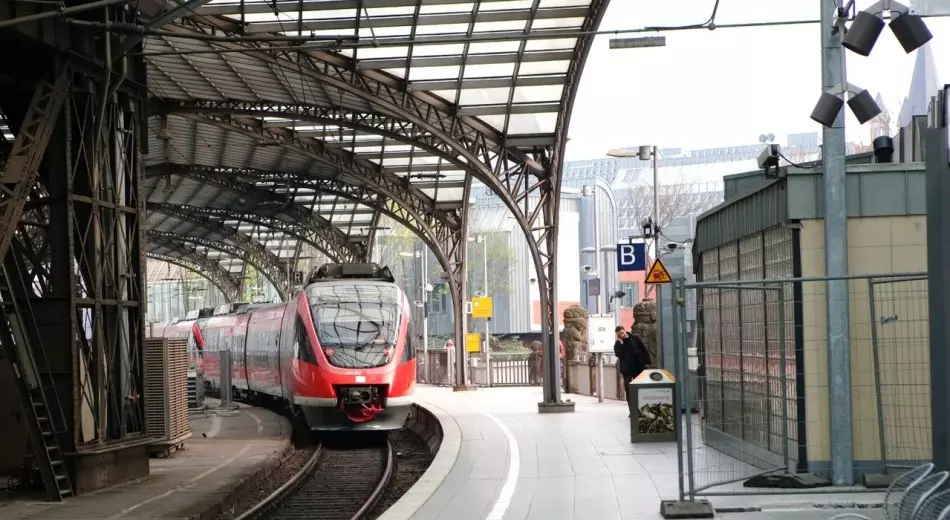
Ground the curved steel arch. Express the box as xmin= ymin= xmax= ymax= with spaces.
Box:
xmin=145 ymin=164 xmax=465 ymax=330
xmin=147 ymin=202 xmax=359 ymax=265
xmin=156 ymin=100 xmax=492 ymax=188
xmin=146 ymin=249 xmax=241 ymax=301
xmin=148 ymin=230 xmax=289 ymax=300
xmin=148 ymin=202 xmax=290 ymax=281
xmin=166 ymin=111 xmax=440 ymax=218
xmin=149 ymin=161 xmax=363 ymax=259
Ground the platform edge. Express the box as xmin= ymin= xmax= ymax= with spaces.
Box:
xmin=186 ymin=413 xmax=294 ymax=520
xmin=376 ymin=399 xmax=461 ymax=520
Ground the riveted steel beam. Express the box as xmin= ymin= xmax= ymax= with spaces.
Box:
xmin=158 ymin=112 xmax=455 ymax=241
xmin=147 ymin=230 xmax=288 ymax=300
xmin=147 ymin=162 xmax=362 ymax=259
xmin=0 ymin=69 xmax=70 ymax=262
xmin=147 ymin=202 xmax=360 ymax=264
xmin=147 ymin=202 xmax=292 ymax=290
xmin=145 ymin=250 xmax=240 ymax=301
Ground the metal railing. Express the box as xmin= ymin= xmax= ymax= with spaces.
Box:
xmin=668 ymin=273 xmax=932 ymax=502
xmin=417 ymin=350 xmax=544 ymax=387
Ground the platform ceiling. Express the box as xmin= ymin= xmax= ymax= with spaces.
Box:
xmin=144 ymin=0 xmax=608 ymax=289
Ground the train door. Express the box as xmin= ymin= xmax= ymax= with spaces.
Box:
xmin=277 ymin=294 xmax=300 ymax=402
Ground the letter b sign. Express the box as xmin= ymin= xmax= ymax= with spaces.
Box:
xmin=617 ymin=243 xmax=647 ymax=272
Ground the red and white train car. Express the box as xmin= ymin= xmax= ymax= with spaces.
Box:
xmin=159 ymin=263 xmax=416 ymax=431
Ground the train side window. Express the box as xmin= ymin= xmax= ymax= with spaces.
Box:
xmin=295 ymin=317 xmax=317 ymax=364
xmin=404 ymin=316 xmax=416 ymax=361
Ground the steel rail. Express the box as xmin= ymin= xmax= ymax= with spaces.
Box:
xmin=233 ymin=445 xmax=323 ymax=520
xmin=235 ymin=439 xmax=394 ymax=520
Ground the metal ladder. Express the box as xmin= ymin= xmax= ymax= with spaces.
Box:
xmin=0 ymin=71 xmax=72 ymax=501
xmin=0 ymin=263 xmax=72 ymax=500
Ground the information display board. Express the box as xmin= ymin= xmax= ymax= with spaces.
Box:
xmin=465 ymin=332 xmax=481 ymax=353
xmin=587 ymin=314 xmax=617 ymax=354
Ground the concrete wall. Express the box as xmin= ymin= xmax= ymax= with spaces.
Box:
xmin=799 ymin=215 xmax=930 ymax=472
xmin=0 ymin=357 xmax=27 ymax=473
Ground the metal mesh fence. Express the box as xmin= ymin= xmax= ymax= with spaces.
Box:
xmin=672 ymin=272 xmax=932 ymax=499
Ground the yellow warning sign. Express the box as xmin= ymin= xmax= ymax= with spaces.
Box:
xmin=644 ymin=258 xmax=672 ymax=285
xmin=465 ymin=332 xmax=482 ymax=353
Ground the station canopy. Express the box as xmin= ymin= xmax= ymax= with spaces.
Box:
xmin=143 ymin=0 xmax=605 ymax=291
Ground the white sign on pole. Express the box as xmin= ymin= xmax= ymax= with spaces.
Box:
xmin=588 ymin=314 xmax=616 ymax=354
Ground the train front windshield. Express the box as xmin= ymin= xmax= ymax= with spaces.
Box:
xmin=308 ymin=284 xmax=402 ymax=369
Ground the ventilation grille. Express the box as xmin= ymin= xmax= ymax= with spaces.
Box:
xmin=144 ymin=338 xmax=190 ymax=441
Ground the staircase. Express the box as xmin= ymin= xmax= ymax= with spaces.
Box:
xmin=0 ymin=264 xmax=72 ymax=501
xmin=0 ymin=70 xmax=72 ymax=501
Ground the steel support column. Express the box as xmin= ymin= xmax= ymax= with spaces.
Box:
xmin=0 ymin=13 xmax=152 ymax=492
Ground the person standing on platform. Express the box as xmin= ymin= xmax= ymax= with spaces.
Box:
xmin=614 ymin=326 xmax=649 ymax=411
xmin=444 ymin=339 xmax=456 ymax=387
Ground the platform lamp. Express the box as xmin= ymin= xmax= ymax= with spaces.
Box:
xmin=841 ymin=0 xmax=932 ymax=56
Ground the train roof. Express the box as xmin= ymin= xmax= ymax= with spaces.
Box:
xmin=307 ymin=263 xmax=395 ymax=284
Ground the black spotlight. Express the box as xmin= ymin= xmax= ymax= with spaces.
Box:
xmin=872 ymin=135 xmax=895 ymax=163
xmin=842 ymin=11 xmax=885 ymax=56
xmin=847 ymin=89 xmax=882 ymax=124
xmin=889 ymin=12 xmax=933 ymax=53
xmin=811 ymin=92 xmax=845 ymax=127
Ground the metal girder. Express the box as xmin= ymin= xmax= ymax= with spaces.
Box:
xmin=147 ymin=202 xmax=295 ymax=287
xmin=147 ymin=229 xmax=288 ymax=299
xmin=148 ymin=161 xmax=361 ymax=258
xmin=147 ymin=201 xmax=359 ymax=264
xmin=146 ymin=164 xmax=456 ymax=270
xmin=156 ymin=100 xmax=479 ymax=198
xmin=0 ymin=69 xmax=69 ymax=262
xmin=157 ymin=111 xmax=456 ymax=239
xmin=532 ymin=0 xmax=611 ymax=406
xmin=145 ymin=249 xmax=241 ymax=301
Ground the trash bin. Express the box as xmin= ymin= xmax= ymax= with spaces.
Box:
xmin=629 ymin=369 xmax=677 ymax=443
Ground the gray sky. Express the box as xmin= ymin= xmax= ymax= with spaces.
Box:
xmin=564 ymin=0 xmax=950 ymax=160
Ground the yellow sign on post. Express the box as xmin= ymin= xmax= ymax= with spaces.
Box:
xmin=465 ymin=332 xmax=482 ymax=353
xmin=471 ymin=296 xmax=493 ymax=319
xmin=644 ymin=258 xmax=672 ymax=285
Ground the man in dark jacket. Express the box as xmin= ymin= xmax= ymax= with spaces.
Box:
xmin=614 ymin=326 xmax=650 ymax=408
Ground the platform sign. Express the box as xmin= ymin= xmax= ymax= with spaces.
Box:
xmin=465 ymin=332 xmax=481 ymax=353
xmin=644 ymin=258 xmax=672 ymax=285
xmin=471 ymin=296 xmax=493 ymax=319
xmin=587 ymin=278 xmax=601 ymax=297
xmin=617 ymin=242 xmax=647 ymax=272
xmin=588 ymin=314 xmax=617 ymax=354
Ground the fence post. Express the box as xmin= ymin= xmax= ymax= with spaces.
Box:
xmin=777 ymin=282 xmax=791 ymax=472
xmin=660 ymin=278 xmax=715 ymax=518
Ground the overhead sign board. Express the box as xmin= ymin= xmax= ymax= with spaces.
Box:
xmin=588 ymin=314 xmax=617 ymax=354
xmin=465 ymin=332 xmax=481 ymax=353
xmin=617 ymin=242 xmax=647 ymax=272
xmin=645 ymin=258 xmax=672 ymax=285
xmin=471 ymin=296 xmax=493 ymax=319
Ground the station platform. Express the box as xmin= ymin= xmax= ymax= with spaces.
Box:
xmin=0 ymin=400 xmax=290 ymax=520
xmin=392 ymin=386 xmax=887 ymax=520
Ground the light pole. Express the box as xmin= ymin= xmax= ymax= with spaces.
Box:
xmin=607 ymin=146 xmax=660 ymax=270
xmin=468 ymin=234 xmax=492 ymax=387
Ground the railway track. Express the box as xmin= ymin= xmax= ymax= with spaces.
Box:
xmin=235 ymin=438 xmax=394 ymax=520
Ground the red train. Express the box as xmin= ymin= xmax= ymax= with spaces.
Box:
xmin=151 ymin=263 xmax=416 ymax=431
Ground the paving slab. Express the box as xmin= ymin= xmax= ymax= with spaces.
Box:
xmin=0 ymin=401 xmax=291 ymax=520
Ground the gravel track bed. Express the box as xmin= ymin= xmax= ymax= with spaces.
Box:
xmin=367 ymin=429 xmax=435 ymax=519
xmin=215 ymin=446 xmax=316 ymax=520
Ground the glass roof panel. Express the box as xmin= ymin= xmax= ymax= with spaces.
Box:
xmin=354 ymin=46 xmax=410 ymax=60
xmin=481 ymin=0 xmax=536 ymax=10
xmin=466 ymin=41 xmax=522 ymax=54
xmin=414 ymin=23 xmax=472 ymax=36
xmin=411 ymin=44 xmax=466 ymax=58
xmin=519 ymin=60 xmax=571 ymax=75
xmin=419 ymin=3 xmax=474 ymax=14
xmin=407 ymin=65 xmax=461 ymax=81
xmin=508 ymin=113 xmax=558 ymax=135
xmin=473 ymin=20 xmax=529 ymax=33
xmin=457 ymin=87 xmax=513 ymax=105
xmin=364 ymin=6 xmax=418 ymax=17
xmin=514 ymin=85 xmax=565 ymax=103
xmin=524 ymin=38 xmax=578 ymax=51
xmin=462 ymin=62 xmax=516 ymax=78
